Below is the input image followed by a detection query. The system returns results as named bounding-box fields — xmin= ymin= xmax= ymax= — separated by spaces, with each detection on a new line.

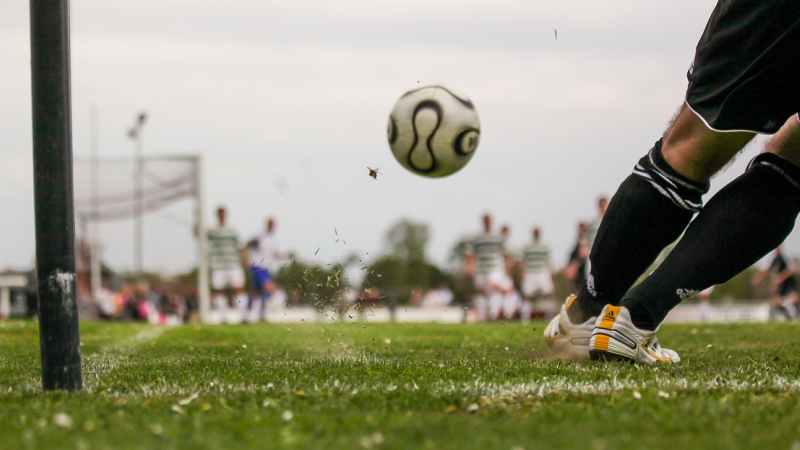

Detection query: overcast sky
xmin=1 ymin=1 xmax=793 ymax=274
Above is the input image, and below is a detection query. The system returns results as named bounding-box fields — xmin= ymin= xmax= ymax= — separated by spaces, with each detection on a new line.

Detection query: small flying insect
xmin=367 ymin=166 xmax=380 ymax=180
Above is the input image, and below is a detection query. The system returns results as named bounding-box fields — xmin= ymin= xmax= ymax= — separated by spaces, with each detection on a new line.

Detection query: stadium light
xmin=29 ymin=0 xmax=83 ymax=390
xmin=127 ymin=111 xmax=148 ymax=274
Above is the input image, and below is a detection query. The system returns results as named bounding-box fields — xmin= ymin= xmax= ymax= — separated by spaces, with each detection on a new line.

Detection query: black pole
xmin=30 ymin=0 xmax=83 ymax=391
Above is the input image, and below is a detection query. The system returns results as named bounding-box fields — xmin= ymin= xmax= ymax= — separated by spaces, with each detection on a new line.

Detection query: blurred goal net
xmin=72 ymin=154 xmax=211 ymax=321
xmin=74 ymin=155 xmax=199 ymax=222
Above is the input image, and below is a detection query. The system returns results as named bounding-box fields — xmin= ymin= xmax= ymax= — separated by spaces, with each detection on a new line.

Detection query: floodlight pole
xmin=135 ymin=131 xmax=143 ymax=274
xmin=128 ymin=112 xmax=147 ymax=275
xmin=30 ymin=0 xmax=83 ymax=390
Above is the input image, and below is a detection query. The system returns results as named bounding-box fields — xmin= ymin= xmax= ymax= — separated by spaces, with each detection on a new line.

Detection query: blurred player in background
xmin=245 ymin=216 xmax=286 ymax=322
xmin=584 ymin=195 xmax=609 ymax=299
xmin=207 ymin=206 xmax=247 ymax=323
xmin=464 ymin=213 xmax=507 ymax=321
xmin=586 ymin=195 xmax=609 ymax=249
xmin=499 ymin=224 xmax=522 ymax=320
xmin=563 ymin=222 xmax=589 ymax=293
xmin=697 ymin=286 xmax=715 ymax=322
xmin=521 ymin=226 xmax=554 ymax=318
xmin=753 ymin=247 xmax=799 ymax=320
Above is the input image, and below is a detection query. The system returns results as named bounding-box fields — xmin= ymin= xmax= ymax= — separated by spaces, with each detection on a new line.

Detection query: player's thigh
xmin=766 ymin=114 xmax=800 ymax=166
xmin=661 ymin=104 xmax=755 ymax=181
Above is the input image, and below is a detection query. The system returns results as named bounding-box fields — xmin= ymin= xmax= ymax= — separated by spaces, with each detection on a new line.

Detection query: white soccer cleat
xmin=543 ymin=295 xmax=595 ymax=360
xmin=589 ymin=304 xmax=680 ymax=364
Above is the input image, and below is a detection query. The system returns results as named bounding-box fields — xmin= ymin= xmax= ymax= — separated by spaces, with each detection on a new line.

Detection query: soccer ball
xmin=387 ymin=85 xmax=480 ymax=178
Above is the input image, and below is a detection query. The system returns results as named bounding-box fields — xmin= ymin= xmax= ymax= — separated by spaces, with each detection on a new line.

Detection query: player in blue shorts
xmin=245 ymin=217 xmax=286 ymax=322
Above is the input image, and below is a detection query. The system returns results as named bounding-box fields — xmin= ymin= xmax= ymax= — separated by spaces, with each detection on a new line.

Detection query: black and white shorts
xmin=686 ymin=0 xmax=800 ymax=134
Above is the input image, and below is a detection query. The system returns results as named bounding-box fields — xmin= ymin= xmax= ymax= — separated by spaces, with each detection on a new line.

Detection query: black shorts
xmin=686 ymin=0 xmax=800 ymax=134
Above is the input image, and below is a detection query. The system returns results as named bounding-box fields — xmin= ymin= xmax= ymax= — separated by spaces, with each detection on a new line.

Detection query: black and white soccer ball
xmin=387 ymin=85 xmax=480 ymax=178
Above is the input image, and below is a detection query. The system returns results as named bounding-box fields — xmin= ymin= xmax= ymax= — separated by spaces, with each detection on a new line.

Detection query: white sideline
xmin=96 ymin=374 xmax=800 ymax=399
xmin=201 ymin=303 xmax=771 ymax=324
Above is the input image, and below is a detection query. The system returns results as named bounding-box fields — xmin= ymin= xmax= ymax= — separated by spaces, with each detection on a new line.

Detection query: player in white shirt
xmin=465 ymin=214 xmax=512 ymax=321
xmin=207 ymin=206 xmax=247 ymax=323
xmin=522 ymin=226 xmax=554 ymax=299
xmin=245 ymin=216 xmax=286 ymax=322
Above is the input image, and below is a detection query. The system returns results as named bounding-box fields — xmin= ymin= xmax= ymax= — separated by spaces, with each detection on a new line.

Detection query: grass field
xmin=1 ymin=320 xmax=799 ymax=450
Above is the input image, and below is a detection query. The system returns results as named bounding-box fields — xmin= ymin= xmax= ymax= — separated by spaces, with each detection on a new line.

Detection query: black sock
xmin=569 ymin=140 xmax=707 ymax=323
xmin=623 ymin=153 xmax=800 ymax=330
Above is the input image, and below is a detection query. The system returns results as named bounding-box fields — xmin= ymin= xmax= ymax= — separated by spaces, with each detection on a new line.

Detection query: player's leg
xmin=620 ymin=115 xmax=800 ymax=330
xmin=210 ymin=270 xmax=229 ymax=323
xmin=500 ymin=274 xmax=519 ymax=320
xmin=767 ymin=115 xmax=800 ymax=165
xmin=225 ymin=269 xmax=248 ymax=324
xmin=570 ymin=104 xmax=754 ymax=324
xmin=488 ymin=291 xmax=503 ymax=321
xmin=471 ymin=274 xmax=488 ymax=321
xmin=486 ymin=274 xmax=504 ymax=320
xmin=539 ymin=271 xmax=556 ymax=314
xmin=576 ymin=0 xmax=800 ymax=330
xmin=537 ymin=127 xmax=750 ymax=359
xmin=788 ymin=291 xmax=800 ymax=320
xmin=246 ymin=266 xmax=263 ymax=322
xmin=258 ymin=272 xmax=275 ymax=322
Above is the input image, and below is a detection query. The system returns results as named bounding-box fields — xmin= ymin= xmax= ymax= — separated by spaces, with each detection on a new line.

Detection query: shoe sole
xmin=589 ymin=349 xmax=634 ymax=363
xmin=589 ymin=327 xmax=638 ymax=363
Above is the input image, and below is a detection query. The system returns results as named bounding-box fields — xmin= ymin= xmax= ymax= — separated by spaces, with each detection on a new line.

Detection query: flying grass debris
xmin=53 ymin=413 xmax=73 ymax=429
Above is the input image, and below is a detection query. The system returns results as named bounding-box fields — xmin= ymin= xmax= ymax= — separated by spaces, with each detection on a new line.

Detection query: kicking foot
xmin=589 ymin=305 xmax=680 ymax=364
xmin=543 ymin=295 xmax=595 ymax=360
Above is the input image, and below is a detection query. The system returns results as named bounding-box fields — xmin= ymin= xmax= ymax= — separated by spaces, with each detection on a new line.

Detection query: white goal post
xmin=72 ymin=154 xmax=211 ymax=322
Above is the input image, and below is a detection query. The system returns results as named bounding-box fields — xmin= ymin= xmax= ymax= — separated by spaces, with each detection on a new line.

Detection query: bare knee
xmin=661 ymin=104 xmax=755 ymax=182
xmin=766 ymin=115 xmax=800 ymax=165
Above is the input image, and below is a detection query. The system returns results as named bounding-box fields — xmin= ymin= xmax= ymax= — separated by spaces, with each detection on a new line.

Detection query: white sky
xmin=1 ymin=1 xmax=794 ymax=273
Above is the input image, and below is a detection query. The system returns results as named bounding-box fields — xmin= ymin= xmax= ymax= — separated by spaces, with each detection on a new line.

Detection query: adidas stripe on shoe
xmin=589 ymin=304 xmax=680 ymax=364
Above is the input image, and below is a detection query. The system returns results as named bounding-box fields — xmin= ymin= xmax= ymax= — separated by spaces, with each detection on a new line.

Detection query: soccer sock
xmin=570 ymin=140 xmax=707 ymax=323
xmin=259 ymin=292 xmax=271 ymax=320
xmin=623 ymin=153 xmax=800 ymax=330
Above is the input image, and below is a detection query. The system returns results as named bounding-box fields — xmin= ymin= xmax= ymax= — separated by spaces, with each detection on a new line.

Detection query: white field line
xmin=82 ymin=326 xmax=168 ymax=391
xmin=89 ymin=373 xmax=800 ymax=400
xmin=0 ymin=327 xmax=169 ymax=394
xmin=429 ymin=377 xmax=800 ymax=398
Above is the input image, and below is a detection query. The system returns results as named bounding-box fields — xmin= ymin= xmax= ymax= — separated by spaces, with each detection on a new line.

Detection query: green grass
xmin=1 ymin=320 xmax=799 ymax=450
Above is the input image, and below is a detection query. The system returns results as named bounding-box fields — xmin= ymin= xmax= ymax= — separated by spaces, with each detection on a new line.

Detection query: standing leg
xmin=570 ymin=104 xmax=753 ymax=322
xmin=623 ymin=115 xmax=800 ymax=329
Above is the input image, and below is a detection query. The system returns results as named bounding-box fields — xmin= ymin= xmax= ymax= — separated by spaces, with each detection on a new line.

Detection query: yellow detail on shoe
xmin=593 ymin=334 xmax=609 ymax=351
xmin=599 ymin=305 xmax=620 ymax=329
xmin=564 ymin=294 xmax=577 ymax=310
